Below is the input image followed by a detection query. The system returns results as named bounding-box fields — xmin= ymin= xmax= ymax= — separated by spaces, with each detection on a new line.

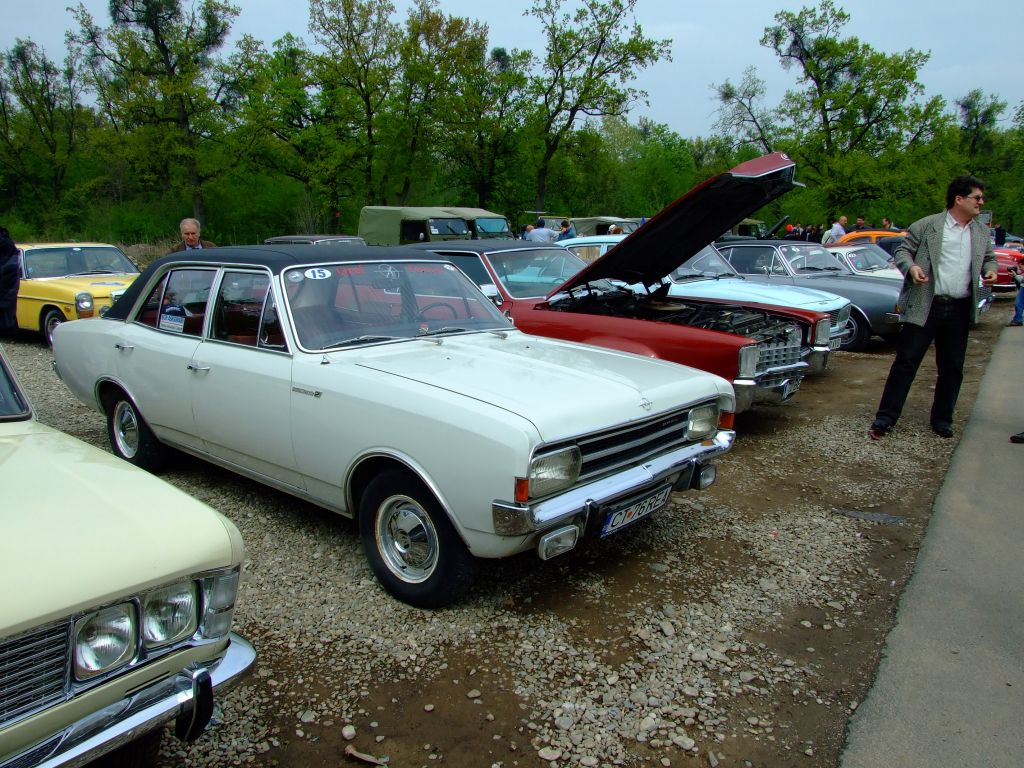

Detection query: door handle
xmin=186 ymin=363 xmax=211 ymax=372
xmin=114 ymin=343 xmax=134 ymax=351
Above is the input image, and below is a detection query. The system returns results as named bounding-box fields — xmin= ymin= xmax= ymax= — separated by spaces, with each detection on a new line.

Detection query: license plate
xmin=829 ymin=338 xmax=842 ymax=350
xmin=600 ymin=484 xmax=673 ymax=537
xmin=782 ymin=378 xmax=801 ymax=400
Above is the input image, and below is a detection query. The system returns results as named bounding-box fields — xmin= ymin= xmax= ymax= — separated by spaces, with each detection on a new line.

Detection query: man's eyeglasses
xmin=963 ymin=194 xmax=985 ymax=202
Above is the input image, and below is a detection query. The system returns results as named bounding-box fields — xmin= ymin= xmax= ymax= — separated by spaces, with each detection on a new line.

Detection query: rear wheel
xmin=359 ymin=469 xmax=478 ymax=608
xmin=839 ymin=310 xmax=870 ymax=351
xmin=105 ymin=391 xmax=166 ymax=471
xmin=42 ymin=308 xmax=65 ymax=347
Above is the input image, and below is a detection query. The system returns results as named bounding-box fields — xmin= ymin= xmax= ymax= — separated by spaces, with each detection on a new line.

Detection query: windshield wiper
xmin=68 ymin=270 xmax=118 ymax=276
xmin=419 ymin=327 xmax=467 ymax=337
xmin=324 ymin=334 xmax=404 ymax=348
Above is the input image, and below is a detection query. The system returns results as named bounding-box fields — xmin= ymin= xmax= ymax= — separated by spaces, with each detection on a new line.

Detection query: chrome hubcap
xmin=375 ymin=495 xmax=438 ymax=583
xmin=112 ymin=401 xmax=140 ymax=459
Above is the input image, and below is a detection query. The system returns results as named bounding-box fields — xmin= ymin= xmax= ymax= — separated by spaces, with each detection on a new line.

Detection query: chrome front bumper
xmin=733 ymin=361 xmax=807 ymax=412
xmin=3 ymin=633 xmax=256 ymax=768
xmin=491 ymin=429 xmax=735 ymax=537
xmin=805 ymin=345 xmax=831 ymax=375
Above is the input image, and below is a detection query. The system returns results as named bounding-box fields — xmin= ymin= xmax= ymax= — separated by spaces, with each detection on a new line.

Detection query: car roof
xmin=103 ymin=244 xmax=448 ymax=321
xmin=557 ymin=235 xmax=628 ymax=247
xmin=263 ymin=234 xmax=366 ymax=245
xmin=16 ymin=242 xmax=122 ymax=249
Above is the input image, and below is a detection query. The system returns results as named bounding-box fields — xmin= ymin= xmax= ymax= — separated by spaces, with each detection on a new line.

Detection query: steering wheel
xmin=416 ymin=302 xmax=459 ymax=321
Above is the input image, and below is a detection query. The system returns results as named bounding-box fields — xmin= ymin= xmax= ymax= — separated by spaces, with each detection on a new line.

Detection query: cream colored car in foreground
xmin=0 ymin=347 xmax=255 ymax=767
xmin=52 ymin=245 xmax=737 ymax=609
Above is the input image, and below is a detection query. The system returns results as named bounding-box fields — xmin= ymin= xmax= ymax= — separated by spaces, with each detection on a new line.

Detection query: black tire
xmin=105 ymin=391 xmax=166 ymax=471
xmin=88 ymin=729 xmax=162 ymax=767
xmin=359 ymin=469 xmax=478 ymax=609
xmin=42 ymin=308 xmax=65 ymax=348
xmin=839 ymin=310 xmax=870 ymax=351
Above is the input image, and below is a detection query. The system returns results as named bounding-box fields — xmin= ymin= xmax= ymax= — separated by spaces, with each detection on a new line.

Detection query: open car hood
xmin=553 ymin=152 xmax=801 ymax=295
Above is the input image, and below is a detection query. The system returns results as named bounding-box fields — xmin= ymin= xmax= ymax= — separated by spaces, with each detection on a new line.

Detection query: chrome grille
xmin=571 ymin=407 xmax=698 ymax=483
xmin=757 ymin=334 xmax=802 ymax=372
xmin=0 ymin=622 xmax=70 ymax=730
xmin=829 ymin=305 xmax=851 ymax=333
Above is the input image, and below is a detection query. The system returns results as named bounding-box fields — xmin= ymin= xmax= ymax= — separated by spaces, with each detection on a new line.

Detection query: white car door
xmin=114 ymin=267 xmax=215 ymax=451
xmin=189 ymin=272 xmax=305 ymax=490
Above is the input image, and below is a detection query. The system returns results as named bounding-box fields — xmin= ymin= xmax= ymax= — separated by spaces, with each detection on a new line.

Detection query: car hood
xmin=1 ymin=420 xmax=244 ymax=637
xmin=347 ymin=332 xmax=733 ymax=441
xmin=27 ymin=273 xmax=139 ymax=298
xmin=555 ymin=152 xmax=801 ymax=293
xmin=789 ymin=272 xmax=902 ymax=299
xmin=666 ymin=276 xmax=847 ymax=311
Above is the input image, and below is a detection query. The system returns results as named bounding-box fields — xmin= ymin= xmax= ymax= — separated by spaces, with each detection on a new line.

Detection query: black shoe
xmin=868 ymin=421 xmax=890 ymax=440
xmin=931 ymin=421 xmax=954 ymax=438
xmin=1011 ymin=432 xmax=1024 ymax=444
xmin=1009 ymin=320 xmax=1023 ymax=327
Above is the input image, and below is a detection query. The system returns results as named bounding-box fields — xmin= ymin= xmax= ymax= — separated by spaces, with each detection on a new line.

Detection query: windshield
xmin=0 ymin=354 xmax=31 ymax=420
xmin=779 ymin=244 xmax=850 ymax=274
xmin=669 ymin=245 xmax=738 ymax=281
xmin=838 ymin=244 xmax=893 ymax=271
xmin=475 ymin=217 xmax=511 ymax=238
xmin=428 ymin=217 xmax=470 ymax=237
xmin=282 ymin=260 xmax=511 ymax=350
xmin=486 ymin=247 xmax=618 ymax=298
xmin=22 ymin=246 xmax=139 ymax=279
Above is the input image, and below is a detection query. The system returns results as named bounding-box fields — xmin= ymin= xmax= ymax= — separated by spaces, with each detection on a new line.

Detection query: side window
xmin=259 ymin=293 xmax=287 ymax=350
xmin=211 ymin=271 xmax=271 ymax=346
xmin=136 ymin=268 xmax=215 ymax=336
xmin=444 ymin=253 xmax=491 ymax=288
xmin=568 ymin=245 xmax=602 ymax=264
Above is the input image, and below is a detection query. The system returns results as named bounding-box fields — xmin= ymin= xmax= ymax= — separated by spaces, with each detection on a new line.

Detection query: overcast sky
xmin=4 ymin=0 xmax=1021 ymax=138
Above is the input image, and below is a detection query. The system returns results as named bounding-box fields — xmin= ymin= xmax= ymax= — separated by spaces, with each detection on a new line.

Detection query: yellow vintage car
xmin=15 ymin=242 xmax=141 ymax=345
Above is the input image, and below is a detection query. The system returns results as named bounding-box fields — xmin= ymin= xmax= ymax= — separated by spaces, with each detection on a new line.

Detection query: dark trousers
xmin=874 ymin=297 xmax=971 ymax=428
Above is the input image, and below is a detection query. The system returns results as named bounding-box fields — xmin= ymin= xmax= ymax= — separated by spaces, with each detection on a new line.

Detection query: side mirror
xmin=481 ymin=283 xmax=501 ymax=306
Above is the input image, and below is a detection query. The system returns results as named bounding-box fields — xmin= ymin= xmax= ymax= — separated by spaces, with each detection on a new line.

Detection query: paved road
xmin=841 ymin=324 xmax=1024 ymax=767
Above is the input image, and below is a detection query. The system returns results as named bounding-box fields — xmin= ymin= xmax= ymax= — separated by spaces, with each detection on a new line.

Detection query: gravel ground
xmin=3 ymin=306 xmax=1004 ymax=767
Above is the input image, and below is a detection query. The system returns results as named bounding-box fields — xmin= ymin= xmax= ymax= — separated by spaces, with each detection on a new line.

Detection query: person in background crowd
xmin=881 ymin=216 xmax=897 ymax=230
xmin=0 ymin=225 xmax=19 ymax=336
xmin=822 ymin=215 xmax=847 ymax=244
xmin=803 ymin=224 xmax=819 ymax=242
xmin=526 ymin=218 xmax=559 ymax=243
xmin=1008 ymin=260 xmax=1023 ymax=327
xmin=992 ymin=222 xmax=1006 ymax=246
xmin=556 ymin=219 xmax=576 ymax=241
xmin=607 ymin=224 xmax=623 ymax=235
xmin=168 ymin=217 xmax=216 ymax=253
xmin=868 ymin=175 xmax=997 ymax=441
xmin=849 ymin=215 xmax=869 ymax=232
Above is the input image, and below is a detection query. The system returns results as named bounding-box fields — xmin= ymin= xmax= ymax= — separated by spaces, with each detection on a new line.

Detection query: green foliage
xmin=1 ymin=0 xmax=1021 ymax=244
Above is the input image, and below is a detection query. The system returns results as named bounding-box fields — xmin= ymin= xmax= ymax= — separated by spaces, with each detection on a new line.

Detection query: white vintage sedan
xmin=0 ymin=346 xmax=255 ymax=767
xmin=52 ymin=245 xmax=736 ymax=608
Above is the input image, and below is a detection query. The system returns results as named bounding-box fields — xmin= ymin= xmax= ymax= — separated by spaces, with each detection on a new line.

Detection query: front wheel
xmin=105 ymin=392 xmax=166 ymax=471
xmin=359 ymin=469 xmax=478 ymax=608
xmin=839 ymin=310 xmax=870 ymax=351
xmin=42 ymin=308 xmax=66 ymax=347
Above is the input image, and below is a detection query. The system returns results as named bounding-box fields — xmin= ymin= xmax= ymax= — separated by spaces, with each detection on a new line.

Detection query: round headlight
xmin=74 ymin=604 xmax=136 ymax=680
xmin=143 ymin=581 xmax=198 ymax=649
xmin=75 ymin=292 xmax=95 ymax=311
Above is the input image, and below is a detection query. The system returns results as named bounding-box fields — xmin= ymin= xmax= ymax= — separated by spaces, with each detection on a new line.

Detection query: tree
xmin=0 ymin=40 xmax=86 ymax=218
xmin=309 ymin=0 xmax=401 ymax=206
xmin=70 ymin=0 xmax=240 ymax=225
xmin=523 ymin=0 xmax=671 ymax=211
xmin=711 ymin=66 xmax=778 ymax=155
xmin=955 ymin=89 xmax=1007 ymax=175
xmin=442 ymin=45 xmax=532 ymax=209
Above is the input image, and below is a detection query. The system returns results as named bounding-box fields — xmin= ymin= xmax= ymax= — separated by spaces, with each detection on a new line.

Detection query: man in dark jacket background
xmin=0 ymin=226 xmax=19 ymax=336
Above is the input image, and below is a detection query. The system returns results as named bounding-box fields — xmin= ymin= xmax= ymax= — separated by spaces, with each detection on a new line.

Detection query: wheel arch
xmin=346 ymin=453 xmax=465 ymax=541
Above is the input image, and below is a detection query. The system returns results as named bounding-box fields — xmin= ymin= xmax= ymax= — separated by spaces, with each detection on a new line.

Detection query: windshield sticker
xmin=335 ymin=265 xmax=366 ymax=276
xmin=286 ymin=271 xmax=304 ymax=283
xmin=159 ymin=314 xmax=185 ymax=333
xmin=304 ymin=267 xmax=332 ymax=280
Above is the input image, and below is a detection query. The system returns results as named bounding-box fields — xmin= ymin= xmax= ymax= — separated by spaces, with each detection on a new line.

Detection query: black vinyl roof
xmin=104 ymin=243 xmax=446 ymax=320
